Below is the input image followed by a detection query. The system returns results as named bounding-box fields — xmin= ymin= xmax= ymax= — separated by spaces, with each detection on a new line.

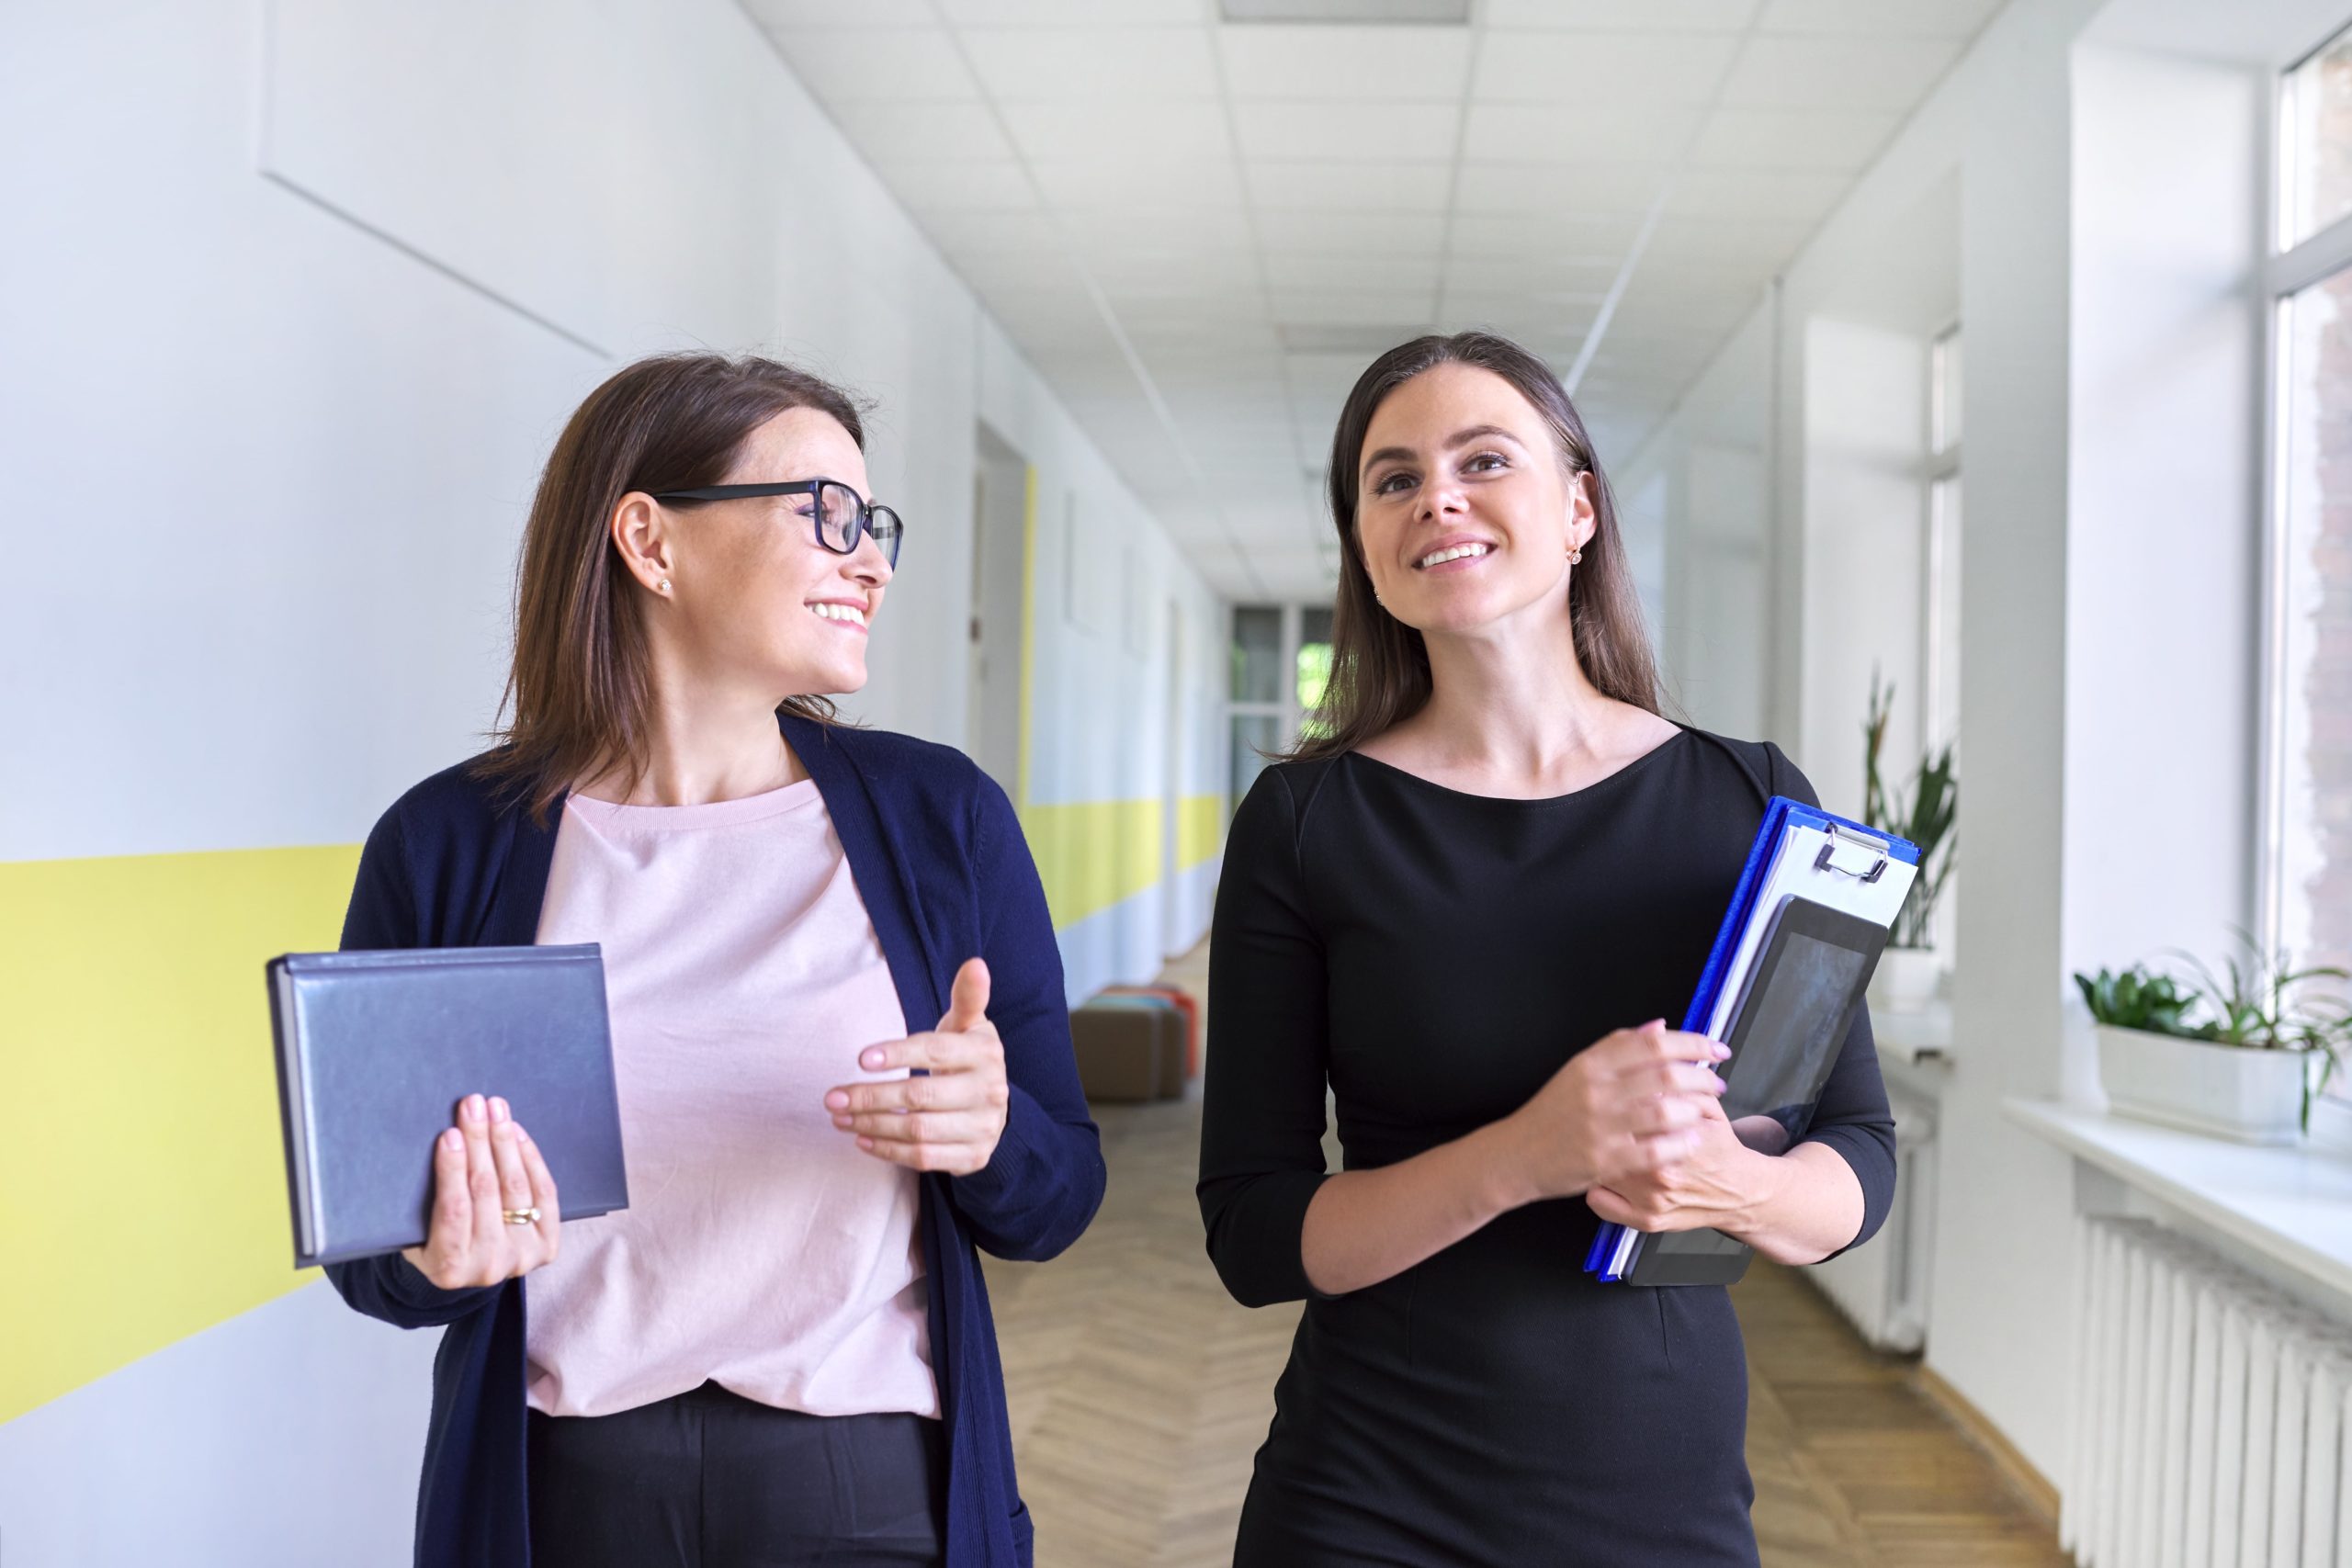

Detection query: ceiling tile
xmin=1685 ymin=107 xmax=1900 ymax=168
xmin=1216 ymin=25 xmax=1474 ymax=99
xmin=1718 ymin=35 xmax=1963 ymax=110
xmin=1448 ymin=209 xmax=1640 ymax=255
xmin=1272 ymin=288 xmax=1446 ymax=327
xmin=1471 ymin=30 xmax=1740 ymax=103
xmin=1081 ymin=240 xmax=1261 ymax=280
xmin=1432 ymin=291 xmax=1598 ymax=342
xmin=959 ymin=27 xmax=1220 ymax=100
xmin=1441 ymin=254 xmax=1618 ymax=297
xmin=940 ymin=0 xmax=1201 ymax=22
xmin=998 ymin=99 xmax=1233 ymax=162
xmin=769 ymin=28 xmax=979 ymax=101
xmin=1245 ymin=160 xmax=1454 ymax=212
xmin=741 ymin=0 xmax=936 ymax=28
xmin=918 ymin=209 xmax=1068 ymax=253
xmin=949 ymin=244 xmax=1091 ymax=299
xmin=1261 ymin=252 xmax=1443 ymax=294
xmin=1230 ymin=100 xmax=1462 ymax=163
xmin=1644 ymin=212 xmax=1816 ymax=268
xmin=1664 ymin=165 xmax=1850 ymax=222
xmin=1029 ymin=154 xmax=1246 ymax=208
xmin=1756 ymin=0 xmax=2001 ymax=36
xmin=827 ymin=101 xmax=1017 ymax=164
xmin=870 ymin=159 xmax=1041 ymax=210
xmin=1478 ymin=0 xmax=1760 ymax=27
xmin=1254 ymin=208 xmax=1449 ymax=254
xmin=1060 ymin=205 xmax=1261 ymax=250
xmin=1460 ymin=102 xmax=1707 ymax=165
xmin=1452 ymin=160 xmax=1671 ymax=214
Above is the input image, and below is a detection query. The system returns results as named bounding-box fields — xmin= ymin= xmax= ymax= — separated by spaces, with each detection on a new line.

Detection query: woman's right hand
xmin=1495 ymin=1021 xmax=1729 ymax=1203
xmin=401 ymin=1092 xmax=563 ymax=1290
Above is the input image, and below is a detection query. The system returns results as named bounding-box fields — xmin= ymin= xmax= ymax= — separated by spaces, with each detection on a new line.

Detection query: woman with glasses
xmin=326 ymin=352 xmax=1103 ymax=1568
xmin=1198 ymin=332 xmax=1897 ymax=1565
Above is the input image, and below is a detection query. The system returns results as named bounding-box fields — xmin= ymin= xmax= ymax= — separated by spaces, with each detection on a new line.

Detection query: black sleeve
xmin=949 ymin=770 xmax=1108 ymax=1262
xmin=1197 ymin=767 xmax=1334 ymax=1308
xmin=1764 ymin=741 xmax=1900 ymax=1258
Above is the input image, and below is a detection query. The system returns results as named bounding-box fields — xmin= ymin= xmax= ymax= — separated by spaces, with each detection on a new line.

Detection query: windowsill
xmin=2005 ymin=1097 xmax=2352 ymax=1302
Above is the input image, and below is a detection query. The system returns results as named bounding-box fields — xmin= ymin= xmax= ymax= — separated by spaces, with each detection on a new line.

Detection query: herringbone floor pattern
xmin=986 ymin=942 xmax=2065 ymax=1567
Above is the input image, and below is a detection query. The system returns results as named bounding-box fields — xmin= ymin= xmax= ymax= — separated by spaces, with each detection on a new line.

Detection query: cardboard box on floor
xmin=1069 ymin=998 xmax=1186 ymax=1103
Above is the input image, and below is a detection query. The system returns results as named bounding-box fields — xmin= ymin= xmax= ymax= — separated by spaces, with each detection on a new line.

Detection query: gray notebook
xmin=266 ymin=944 xmax=628 ymax=1269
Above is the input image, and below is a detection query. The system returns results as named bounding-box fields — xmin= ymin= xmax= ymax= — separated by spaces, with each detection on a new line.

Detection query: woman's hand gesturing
xmin=401 ymin=1092 xmax=563 ymax=1290
xmin=826 ymin=957 xmax=1011 ymax=1176
xmin=1495 ymin=1021 xmax=1729 ymax=1203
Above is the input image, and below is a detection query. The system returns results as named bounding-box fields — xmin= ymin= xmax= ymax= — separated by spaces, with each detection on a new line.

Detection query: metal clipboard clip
xmin=1814 ymin=820 xmax=1890 ymax=883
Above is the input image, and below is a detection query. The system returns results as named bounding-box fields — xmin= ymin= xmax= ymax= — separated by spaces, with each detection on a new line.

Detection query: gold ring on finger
xmin=502 ymin=1207 xmax=541 ymax=1225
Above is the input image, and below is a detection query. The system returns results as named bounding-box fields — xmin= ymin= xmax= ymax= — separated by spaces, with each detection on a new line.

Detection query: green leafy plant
xmin=2074 ymin=965 xmax=2200 ymax=1035
xmin=1861 ymin=670 xmax=1959 ymax=951
xmin=2074 ymin=931 xmax=2352 ymax=1132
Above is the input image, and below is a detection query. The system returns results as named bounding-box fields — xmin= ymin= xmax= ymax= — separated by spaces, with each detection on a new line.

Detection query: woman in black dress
xmin=1197 ymin=331 xmax=1897 ymax=1566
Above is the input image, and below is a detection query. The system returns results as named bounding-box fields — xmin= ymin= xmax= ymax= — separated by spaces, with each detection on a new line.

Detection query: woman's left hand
xmin=1584 ymin=1094 xmax=1780 ymax=1236
xmin=825 ymin=957 xmax=1011 ymax=1176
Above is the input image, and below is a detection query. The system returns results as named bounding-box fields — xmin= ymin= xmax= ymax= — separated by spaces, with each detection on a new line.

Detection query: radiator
xmin=2064 ymin=1216 xmax=2352 ymax=1568
xmin=1806 ymin=1094 xmax=1934 ymax=1352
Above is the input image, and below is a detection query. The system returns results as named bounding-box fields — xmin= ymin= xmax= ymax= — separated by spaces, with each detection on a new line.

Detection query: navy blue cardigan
xmin=325 ymin=714 xmax=1106 ymax=1567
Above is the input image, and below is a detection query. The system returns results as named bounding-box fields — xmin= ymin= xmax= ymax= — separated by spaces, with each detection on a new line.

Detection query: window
xmin=1227 ymin=604 xmax=1333 ymax=807
xmin=2279 ymin=23 xmax=2352 ymax=250
xmin=1296 ymin=606 xmax=1334 ymax=741
xmin=2262 ymin=21 xmax=2352 ymax=1043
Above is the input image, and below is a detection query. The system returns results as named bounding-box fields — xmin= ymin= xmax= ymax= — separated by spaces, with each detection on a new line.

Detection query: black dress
xmin=1197 ymin=728 xmax=1898 ymax=1567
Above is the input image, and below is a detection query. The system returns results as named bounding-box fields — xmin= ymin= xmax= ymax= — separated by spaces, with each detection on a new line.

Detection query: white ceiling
xmin=742 ymin=0 xmax=2005 ymax=602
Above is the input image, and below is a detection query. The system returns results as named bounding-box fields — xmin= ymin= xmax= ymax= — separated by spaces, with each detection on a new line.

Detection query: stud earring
xmin=658 ymin=579 xmax=672 ymax=593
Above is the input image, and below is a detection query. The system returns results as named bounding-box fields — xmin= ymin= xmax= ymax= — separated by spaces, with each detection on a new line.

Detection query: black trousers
xmin=526 ymin=1382 xmax=947 ymax=1567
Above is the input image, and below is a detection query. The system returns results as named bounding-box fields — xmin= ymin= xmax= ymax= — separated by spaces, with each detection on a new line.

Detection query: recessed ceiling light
xmin=1219 ymin=0 xmax=1470 ymax=23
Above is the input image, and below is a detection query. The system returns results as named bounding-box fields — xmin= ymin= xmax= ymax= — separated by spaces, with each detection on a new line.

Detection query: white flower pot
xmin=1868 ymin=946 xmax=1945 ymax=1013
xmin=2094 ymin=1024 xmax=2311 ymax=1145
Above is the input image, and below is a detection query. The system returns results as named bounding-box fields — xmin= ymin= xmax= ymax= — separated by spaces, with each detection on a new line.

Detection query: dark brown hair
xmin=473 ymin=351 xmax=869 ymax=821
xmin=1283 ymin=330 xmax=1662 ymax=763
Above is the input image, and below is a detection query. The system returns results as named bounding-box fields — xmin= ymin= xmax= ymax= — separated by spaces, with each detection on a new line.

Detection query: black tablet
xmin=1623 ymin=895 xmax=1887 ymax=1287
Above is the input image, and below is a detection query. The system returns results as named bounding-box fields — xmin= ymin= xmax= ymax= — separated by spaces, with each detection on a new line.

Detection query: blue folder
xmin=1583 ymin=796 xmax=1919 ymax=1284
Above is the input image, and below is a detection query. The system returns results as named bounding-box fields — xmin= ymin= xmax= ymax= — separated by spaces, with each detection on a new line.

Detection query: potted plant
xmin=1860 ymin=671 xmax=1957 ymax=1012
xmin=2076 ymin=936 xmax=2352 ymax=1144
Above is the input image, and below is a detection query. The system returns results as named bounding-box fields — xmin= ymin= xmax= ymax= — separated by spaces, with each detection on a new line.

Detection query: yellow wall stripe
xmin=1176 ymin=793 xmax=1227 ymax=874
xmin=0 ymin=844 xmax=360 ymax=1423
xmin=0 ymin=792 xmax=1227 ymax=1417
xmin=1021 ymin=793 xmax=1226 ymax=931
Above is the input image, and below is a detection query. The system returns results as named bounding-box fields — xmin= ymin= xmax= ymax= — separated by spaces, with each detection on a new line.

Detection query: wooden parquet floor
xmin=985 ymin=942 xmax=2067 ymax=1567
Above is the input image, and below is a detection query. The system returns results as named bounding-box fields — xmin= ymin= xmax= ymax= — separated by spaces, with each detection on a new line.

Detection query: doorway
xmin=968 ymin=423 xmax=1028 ymax=801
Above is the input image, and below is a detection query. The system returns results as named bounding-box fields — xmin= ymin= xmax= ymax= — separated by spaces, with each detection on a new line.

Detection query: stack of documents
xmin=1584 ymin=797 xmax=1918 ymax=1287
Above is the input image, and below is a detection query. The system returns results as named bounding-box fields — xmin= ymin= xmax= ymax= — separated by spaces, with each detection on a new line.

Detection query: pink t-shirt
xmin=524 ymin=778 xmax=938 ymax=1420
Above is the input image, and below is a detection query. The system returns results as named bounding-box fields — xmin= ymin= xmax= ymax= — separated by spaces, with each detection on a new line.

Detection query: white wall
xmin=1625 ymin=0 xmax=2352 ymax=1497
xmin=1799 ymin=314 xmax=1928 ymax=800
xmin=1623 ymin=307 xmax=1774 ymax=737
xmin=0 ymin=0 xmax=1220 ymax=1559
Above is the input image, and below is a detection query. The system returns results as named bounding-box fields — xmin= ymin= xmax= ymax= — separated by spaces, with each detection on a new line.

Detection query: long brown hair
xmin=1283 ymin=330 xmax=1662 ymax=763
xmin=473 ymin=351 xmax=869 ymax=822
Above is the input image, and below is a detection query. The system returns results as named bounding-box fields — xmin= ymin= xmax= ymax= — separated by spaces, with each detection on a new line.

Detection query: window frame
xmin=2256 ymin=25 xmax=2352 ymax=966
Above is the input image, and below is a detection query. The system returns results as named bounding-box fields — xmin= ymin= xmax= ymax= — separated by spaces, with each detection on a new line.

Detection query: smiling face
xmin=648 ymin=405 xmax=893 ymax=698
xmin=1352 ymin=361 xmax=1595 ymax=639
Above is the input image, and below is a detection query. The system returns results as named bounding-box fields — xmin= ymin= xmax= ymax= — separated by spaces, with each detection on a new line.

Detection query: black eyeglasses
xmin=650 ymin=478 xmax=903 ymax=569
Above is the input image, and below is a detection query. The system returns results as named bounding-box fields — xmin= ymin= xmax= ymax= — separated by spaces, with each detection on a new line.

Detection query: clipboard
xmin=1583 ymin=797 xmax=1918 ymax=1285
